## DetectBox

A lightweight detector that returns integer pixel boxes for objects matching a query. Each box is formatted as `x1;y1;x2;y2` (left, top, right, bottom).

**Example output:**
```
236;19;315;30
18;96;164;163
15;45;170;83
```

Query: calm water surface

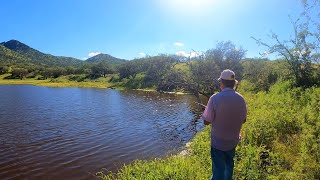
0;85;204;179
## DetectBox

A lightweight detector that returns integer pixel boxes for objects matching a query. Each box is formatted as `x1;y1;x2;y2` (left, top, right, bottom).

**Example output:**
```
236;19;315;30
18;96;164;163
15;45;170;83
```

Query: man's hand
203;120;211;125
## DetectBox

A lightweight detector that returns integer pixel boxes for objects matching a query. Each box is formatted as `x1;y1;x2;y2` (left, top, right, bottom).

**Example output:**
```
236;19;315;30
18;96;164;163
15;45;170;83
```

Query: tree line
1;40;319;97
0;61;114;80
1;0;319;96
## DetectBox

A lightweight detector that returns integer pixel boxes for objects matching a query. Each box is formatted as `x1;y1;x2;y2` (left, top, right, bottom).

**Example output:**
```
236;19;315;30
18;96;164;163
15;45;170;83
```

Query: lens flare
159;0;218;16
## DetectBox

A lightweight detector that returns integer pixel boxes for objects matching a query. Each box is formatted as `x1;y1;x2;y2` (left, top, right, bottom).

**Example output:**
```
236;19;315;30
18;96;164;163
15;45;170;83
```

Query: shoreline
132;88;192;95
0;74;115;89
0;80;112;89
0;76;192;94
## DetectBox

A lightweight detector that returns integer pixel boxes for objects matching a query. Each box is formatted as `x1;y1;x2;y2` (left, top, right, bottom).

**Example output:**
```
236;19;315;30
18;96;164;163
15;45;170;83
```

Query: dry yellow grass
0;74;114;88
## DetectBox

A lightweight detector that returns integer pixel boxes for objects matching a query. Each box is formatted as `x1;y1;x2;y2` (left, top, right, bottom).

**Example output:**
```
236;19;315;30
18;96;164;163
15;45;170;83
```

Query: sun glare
159;0;218;16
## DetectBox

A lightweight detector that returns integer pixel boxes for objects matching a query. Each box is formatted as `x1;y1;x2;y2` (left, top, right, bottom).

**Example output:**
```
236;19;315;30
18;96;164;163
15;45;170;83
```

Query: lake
0;85;204;179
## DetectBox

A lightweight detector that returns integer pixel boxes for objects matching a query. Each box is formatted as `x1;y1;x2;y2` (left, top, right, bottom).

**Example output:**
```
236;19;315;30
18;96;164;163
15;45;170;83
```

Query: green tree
187;41;246;98
90;62;113;78
66;66;76;75
39;67;66;79
252;0;320;87
118;61;140;80
241;59;284;91
157;69;186;91
0;66;9;74
51;67;66;78
11;68;28;79
143;55;176;87
205;41;246;77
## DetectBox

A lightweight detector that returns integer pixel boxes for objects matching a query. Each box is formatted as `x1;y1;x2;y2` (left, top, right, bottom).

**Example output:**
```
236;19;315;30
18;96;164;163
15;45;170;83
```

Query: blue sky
0;0;304;60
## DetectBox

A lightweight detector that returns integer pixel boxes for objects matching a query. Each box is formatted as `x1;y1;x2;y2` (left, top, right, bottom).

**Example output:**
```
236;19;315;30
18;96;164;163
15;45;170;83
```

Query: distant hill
0;40;127;67
1;40;84;67
85;53;126;66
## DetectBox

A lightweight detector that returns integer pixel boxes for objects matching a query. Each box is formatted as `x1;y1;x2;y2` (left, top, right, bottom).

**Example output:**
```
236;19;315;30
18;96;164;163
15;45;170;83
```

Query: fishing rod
192;77;241;110
193;102;207;110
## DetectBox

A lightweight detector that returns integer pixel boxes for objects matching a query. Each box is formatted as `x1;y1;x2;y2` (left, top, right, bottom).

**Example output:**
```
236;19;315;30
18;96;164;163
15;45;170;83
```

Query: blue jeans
210;146;235;180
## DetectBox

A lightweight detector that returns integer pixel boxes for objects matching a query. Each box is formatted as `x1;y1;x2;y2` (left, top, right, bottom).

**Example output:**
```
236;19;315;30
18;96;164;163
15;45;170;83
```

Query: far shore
132;88;192;95
0;74;191;95
0;78;111;88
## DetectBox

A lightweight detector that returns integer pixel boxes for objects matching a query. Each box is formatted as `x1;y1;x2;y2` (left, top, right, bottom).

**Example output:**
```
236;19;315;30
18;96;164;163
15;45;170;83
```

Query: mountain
85;53;126;66
0;44;33;65
0;40;127;67
1;40;83;67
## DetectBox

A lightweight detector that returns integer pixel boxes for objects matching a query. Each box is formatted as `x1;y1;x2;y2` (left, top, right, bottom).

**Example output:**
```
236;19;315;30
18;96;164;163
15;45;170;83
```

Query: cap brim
218;78;237;81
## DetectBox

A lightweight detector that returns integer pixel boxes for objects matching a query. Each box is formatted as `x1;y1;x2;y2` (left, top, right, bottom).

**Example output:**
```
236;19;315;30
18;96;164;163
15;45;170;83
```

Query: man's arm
201;96;215;125
243;103;248;123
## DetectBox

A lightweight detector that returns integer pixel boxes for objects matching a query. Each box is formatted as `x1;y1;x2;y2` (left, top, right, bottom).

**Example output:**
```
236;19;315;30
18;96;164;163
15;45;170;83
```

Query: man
202;69;247;180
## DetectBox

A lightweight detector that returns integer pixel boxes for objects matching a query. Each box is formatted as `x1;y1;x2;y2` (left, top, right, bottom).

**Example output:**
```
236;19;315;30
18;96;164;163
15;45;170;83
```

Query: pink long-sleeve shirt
202;88;247;151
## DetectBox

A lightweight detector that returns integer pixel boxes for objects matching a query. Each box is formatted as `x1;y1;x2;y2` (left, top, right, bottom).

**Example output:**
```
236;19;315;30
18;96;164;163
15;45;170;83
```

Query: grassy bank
97;82;320;179
0;74;178;92
0;74;115;88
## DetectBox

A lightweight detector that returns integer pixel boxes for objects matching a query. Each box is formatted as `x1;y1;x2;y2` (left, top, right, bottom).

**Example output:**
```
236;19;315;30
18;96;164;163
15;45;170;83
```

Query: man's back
204;88;247;151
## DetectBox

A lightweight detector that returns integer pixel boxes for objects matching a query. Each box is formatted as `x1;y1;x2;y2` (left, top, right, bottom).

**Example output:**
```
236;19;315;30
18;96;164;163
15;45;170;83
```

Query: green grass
97;82;320;180
174;63;189;73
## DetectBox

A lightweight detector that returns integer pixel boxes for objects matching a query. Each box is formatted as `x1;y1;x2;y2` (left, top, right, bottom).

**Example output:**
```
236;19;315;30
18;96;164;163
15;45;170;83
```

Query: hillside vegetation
0;40;126;80
86;53;126;65
0;44;32;64
1;40;83;66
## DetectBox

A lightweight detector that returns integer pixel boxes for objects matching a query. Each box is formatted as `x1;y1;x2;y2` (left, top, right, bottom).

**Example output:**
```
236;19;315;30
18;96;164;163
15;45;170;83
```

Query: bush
68;74;87;82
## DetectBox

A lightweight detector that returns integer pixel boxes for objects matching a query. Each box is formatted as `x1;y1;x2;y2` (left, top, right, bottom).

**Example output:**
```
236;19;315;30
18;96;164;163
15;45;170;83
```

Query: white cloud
175;51;189;57
88;52;101;57
175;51;202;58
139;52;146;57
174;42;184;47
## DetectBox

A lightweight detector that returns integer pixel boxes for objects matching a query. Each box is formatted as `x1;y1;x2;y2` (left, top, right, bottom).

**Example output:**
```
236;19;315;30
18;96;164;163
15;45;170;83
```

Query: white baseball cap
218;69;236;81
